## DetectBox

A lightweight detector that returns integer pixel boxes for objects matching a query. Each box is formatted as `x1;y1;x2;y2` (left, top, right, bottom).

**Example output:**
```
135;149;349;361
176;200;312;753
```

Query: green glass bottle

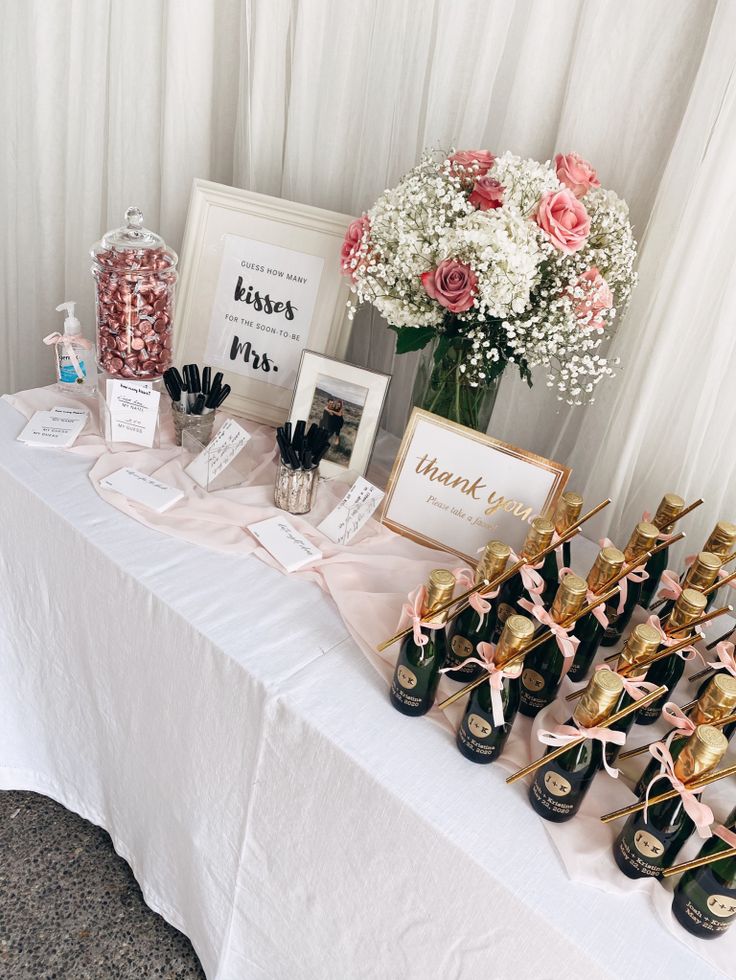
637;588;707;726
444;540;510;682
613;725;728;878
528;668;624;822
491;517;555;643
634;673;736;797
656;551;720;621
540;491;583;607
456;615;535;764
638;493;684;608
600;623;662;770
518;573;588;718
567;546;625;683
600;521;660;647
390;568;456;717
673;804;736;939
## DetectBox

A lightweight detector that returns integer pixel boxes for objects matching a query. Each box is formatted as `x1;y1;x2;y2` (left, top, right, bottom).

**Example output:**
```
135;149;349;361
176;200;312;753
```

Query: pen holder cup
274;463;319;515
172;403;216;447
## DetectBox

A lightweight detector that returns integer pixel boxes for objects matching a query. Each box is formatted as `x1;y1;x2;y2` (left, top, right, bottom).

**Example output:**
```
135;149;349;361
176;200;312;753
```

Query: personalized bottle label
458;711;501;759
616;826;667;877
448;634;474;666
676;867;736;935
396;665;418;690
530;764;579;817
520;668;550;711
497;603;516;625
390;665;424;710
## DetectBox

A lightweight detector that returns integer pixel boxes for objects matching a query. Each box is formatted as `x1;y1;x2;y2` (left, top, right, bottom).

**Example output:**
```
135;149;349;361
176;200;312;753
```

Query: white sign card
248;515;322;572
17;407;88;448
204;235;324;391
100;467;185;513
318;477;385;545
184;418;251;489
105;379;160;447
381;409;570;562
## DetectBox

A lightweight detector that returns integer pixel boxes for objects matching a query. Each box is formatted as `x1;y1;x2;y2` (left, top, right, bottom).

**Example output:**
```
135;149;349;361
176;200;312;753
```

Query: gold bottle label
543;771;572;797
633;830;666;859
396;665;418;690
522;668;545;692
497;602;516;624
450;634;474;660
467;713;493;740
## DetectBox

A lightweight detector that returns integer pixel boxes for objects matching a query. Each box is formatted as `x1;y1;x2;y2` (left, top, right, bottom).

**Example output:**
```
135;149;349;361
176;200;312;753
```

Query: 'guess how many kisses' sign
381;409;570;561
205;234;324;391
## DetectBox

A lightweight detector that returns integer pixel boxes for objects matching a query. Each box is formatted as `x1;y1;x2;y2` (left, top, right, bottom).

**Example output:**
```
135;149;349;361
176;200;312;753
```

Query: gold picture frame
381;408;571;562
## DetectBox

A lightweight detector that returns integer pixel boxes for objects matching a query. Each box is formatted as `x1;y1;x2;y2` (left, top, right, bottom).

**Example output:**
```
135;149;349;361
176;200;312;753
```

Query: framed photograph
289;350;391;478
174;179;354;425
382;408;570;561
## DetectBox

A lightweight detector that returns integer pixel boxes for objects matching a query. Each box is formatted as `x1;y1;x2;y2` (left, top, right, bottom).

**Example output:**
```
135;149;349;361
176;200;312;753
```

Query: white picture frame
174;179;354;425
382;408;570;561
288;350;391;479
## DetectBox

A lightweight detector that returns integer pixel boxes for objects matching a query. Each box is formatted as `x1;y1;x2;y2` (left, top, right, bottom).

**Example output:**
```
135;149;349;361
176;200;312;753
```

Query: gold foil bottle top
425;568;456;623
674;725;728;782
668;587;707;636
653;493;685;531
521;517;555;560
495;614;535;669
551;573;587;623
691;674;736;725
683;552;721;592
553;491;583;535
574;669;624;727
703;521;736;558
586;546;625;593
617;623;662;676
475;540;511;585
623;521;660;562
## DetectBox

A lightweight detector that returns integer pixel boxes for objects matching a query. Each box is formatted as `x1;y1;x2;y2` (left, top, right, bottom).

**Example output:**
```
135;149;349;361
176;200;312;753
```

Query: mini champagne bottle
636;587;707;726
444;540;511;681
567;546;625;682
673;804;736;939
639;493;684;608
600;623;662;770
528;668;624;822
390;568;456;717
455;614;535;764
540;491;583;607
600;521;660;647
634;673;736;797
613;725;728;879
491;517;555;643
692;521;736;611
518;573;588;718
657;551;720;621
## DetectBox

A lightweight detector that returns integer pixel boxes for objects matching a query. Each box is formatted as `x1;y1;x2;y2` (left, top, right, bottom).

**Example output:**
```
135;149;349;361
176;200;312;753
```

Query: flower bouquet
340;149;637;430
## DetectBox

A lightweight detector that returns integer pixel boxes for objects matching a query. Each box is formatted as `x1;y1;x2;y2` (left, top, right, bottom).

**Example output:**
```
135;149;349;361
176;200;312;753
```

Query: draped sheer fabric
0;0;731;543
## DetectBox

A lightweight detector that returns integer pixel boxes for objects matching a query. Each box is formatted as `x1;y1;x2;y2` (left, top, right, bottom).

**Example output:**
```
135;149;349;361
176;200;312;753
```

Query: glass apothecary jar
91;207;178;381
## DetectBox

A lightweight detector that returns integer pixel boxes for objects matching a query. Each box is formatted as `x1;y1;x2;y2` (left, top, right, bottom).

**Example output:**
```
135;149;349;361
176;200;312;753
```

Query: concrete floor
0;791;205;979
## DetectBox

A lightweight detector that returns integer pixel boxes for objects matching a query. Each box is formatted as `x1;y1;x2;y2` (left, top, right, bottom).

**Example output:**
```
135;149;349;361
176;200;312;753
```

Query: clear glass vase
411;335;503;432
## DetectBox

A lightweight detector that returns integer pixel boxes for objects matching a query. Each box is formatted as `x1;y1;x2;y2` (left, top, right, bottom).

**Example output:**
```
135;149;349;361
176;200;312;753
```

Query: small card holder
97;381;161;452
182;423;250;492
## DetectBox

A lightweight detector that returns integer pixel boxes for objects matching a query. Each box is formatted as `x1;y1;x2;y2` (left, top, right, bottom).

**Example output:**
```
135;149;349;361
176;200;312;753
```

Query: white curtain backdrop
1;0;732;544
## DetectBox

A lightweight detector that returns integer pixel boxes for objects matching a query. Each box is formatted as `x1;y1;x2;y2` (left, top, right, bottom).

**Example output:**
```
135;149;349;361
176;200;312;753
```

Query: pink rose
340;215;370;279
535;189;590;253
555;152;600;198
572;267;613;331
468;177;504;211
421;259;477;313
447;150;494;179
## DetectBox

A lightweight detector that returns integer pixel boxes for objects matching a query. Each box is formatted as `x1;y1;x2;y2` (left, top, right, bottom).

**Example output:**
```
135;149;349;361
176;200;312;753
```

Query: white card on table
106;379;160;447
184;418;251;489
17;406;89;448
248;515;322;572
317;477;385;545
100;467;185;513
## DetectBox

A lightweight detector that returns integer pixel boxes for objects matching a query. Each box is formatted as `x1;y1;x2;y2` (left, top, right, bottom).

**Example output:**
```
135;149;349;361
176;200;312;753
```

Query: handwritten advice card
205;235;324;391
381;409;570;562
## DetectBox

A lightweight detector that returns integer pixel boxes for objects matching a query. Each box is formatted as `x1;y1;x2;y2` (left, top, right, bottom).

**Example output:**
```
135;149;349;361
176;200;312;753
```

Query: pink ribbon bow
509;549;546;601
595;663;658;702
656;569;682;603
599;537;649;614
441;640;521;727
646;614;703;663
559;566;608;628
398;585;446;647
518;598;580;672
42;331;93;381
642;511;680;544
537;720;625;778
707;640;736;677
660;701;697;738
644;741;714;838
453;567;498;631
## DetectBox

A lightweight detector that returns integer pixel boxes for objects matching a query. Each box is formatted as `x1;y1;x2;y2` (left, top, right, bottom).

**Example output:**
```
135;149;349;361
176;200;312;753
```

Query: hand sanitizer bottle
45;301;97;395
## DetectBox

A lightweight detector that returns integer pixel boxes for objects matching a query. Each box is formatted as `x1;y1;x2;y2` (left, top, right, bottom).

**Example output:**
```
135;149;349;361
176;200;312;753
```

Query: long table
0;397;727;980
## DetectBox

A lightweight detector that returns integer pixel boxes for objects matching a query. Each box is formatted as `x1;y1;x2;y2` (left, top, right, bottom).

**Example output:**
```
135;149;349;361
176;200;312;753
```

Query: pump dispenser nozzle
55;301;82;336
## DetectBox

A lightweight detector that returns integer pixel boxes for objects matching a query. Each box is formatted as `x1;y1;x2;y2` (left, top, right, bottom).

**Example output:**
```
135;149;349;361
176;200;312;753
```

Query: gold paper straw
603;605;732;665
505;685;668;785
662;845;736;878
600;763;736;823
617;711;736;761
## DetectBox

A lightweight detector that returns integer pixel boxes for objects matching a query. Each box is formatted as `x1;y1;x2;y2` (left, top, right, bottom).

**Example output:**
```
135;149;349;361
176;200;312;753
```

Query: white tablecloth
0;397;729;980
